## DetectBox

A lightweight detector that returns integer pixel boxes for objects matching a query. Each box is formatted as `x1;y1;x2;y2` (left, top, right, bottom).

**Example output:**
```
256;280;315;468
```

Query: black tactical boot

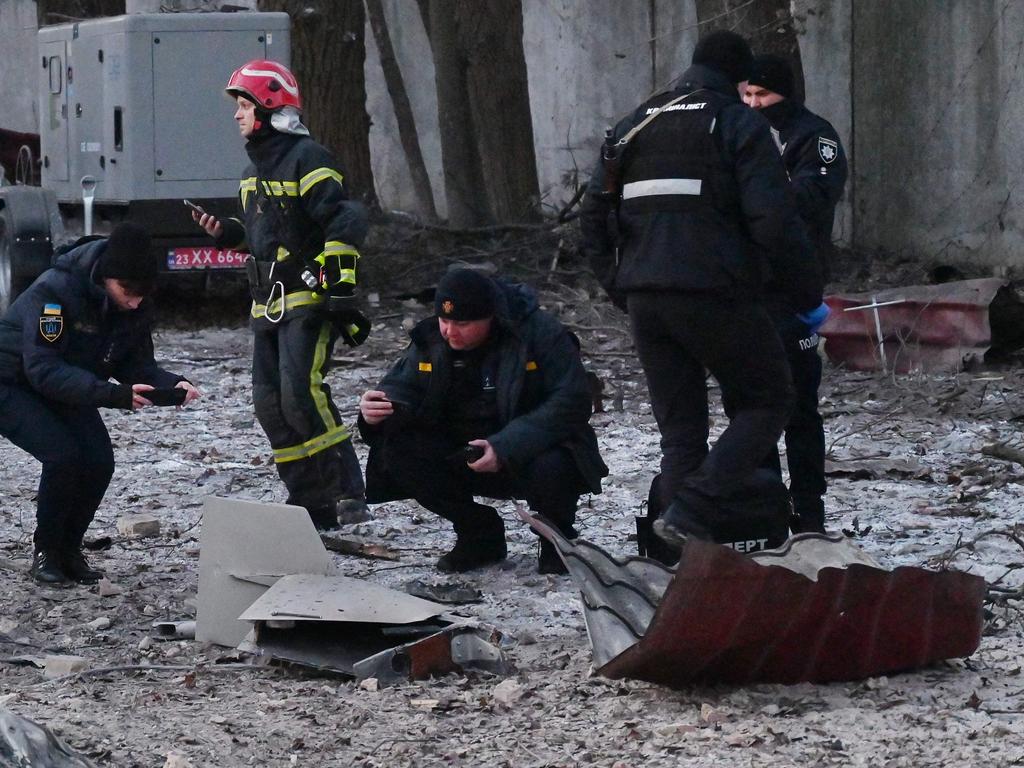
307;505;340;531
61;549;104;584
437;536;507;573
30;550;67;585
537;539;568;575
336;497;371;525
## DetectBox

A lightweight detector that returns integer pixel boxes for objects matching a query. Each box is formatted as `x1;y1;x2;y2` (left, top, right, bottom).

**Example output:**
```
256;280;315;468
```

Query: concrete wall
852;1;1024;269
0;1;40;134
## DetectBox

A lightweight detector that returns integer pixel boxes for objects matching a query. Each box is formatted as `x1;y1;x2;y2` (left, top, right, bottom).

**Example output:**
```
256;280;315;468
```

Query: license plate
166;247;249;270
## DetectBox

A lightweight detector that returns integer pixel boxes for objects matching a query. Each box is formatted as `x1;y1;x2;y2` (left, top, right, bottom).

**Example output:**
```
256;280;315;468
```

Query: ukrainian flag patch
43;304;62;316
418;362;432;372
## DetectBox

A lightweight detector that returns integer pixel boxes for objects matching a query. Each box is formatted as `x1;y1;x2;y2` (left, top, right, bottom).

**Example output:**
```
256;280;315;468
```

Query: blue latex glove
796;302;831;334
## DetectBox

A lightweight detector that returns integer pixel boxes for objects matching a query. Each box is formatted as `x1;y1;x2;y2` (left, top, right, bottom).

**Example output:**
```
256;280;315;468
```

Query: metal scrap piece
522;510;986;686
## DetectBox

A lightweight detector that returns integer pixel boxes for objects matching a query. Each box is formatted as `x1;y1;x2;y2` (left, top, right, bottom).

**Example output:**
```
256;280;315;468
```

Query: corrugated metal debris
820;278;1012;373
523;510;986;686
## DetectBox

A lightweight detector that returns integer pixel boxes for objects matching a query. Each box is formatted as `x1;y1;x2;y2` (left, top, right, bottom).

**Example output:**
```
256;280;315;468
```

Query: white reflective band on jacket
622;178;703;199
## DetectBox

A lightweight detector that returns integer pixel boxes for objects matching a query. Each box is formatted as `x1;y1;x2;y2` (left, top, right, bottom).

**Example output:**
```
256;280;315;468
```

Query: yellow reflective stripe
272;425;351;463
310;321;337;432
250;290;324;319
337;269;356;285
525;361;538;371
323;241;359;258
240;178;257;210
418;362;432;372
276;246;291;262
299;167;344;196
262;180;299;197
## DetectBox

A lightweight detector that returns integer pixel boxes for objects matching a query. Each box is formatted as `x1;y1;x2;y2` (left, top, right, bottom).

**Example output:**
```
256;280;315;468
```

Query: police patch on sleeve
818;137;839;164
39;307;64;343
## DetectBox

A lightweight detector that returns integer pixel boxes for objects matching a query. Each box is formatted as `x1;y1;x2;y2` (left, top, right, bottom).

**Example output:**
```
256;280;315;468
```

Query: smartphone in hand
183;199;206;215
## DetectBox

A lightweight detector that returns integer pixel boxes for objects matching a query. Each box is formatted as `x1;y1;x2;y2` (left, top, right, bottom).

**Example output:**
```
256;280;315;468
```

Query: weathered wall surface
852;2;1024;269
0;1;41;134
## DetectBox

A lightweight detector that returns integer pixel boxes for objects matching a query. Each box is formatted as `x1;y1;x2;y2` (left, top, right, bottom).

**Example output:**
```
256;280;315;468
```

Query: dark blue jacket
580;65;822;312
0;238;182;408
360;280;608;500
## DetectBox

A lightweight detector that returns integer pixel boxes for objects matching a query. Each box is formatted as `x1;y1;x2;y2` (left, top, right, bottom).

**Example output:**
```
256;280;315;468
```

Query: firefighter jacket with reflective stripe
218;132;368;324
359;279;608;501
0;239;183;407
580;65;823;311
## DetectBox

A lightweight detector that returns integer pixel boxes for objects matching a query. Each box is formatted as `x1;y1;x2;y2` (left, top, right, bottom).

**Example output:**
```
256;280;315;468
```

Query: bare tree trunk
365;0;438;220
426;1;492;226
259;0;378;209
422;0;540;226
37;0;124;25
460;0;540;223
694;0;805;101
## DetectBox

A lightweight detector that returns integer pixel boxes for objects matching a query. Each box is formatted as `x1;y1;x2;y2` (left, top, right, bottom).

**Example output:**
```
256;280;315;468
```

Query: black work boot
652;491;715;550
307;505;340;531
437;536;507;573
61;549;104;584
336;497;371;525
537;540;567;575
30;549;67;585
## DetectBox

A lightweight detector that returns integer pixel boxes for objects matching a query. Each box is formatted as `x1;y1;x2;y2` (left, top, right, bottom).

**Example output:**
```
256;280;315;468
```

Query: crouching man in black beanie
358;268;607;574
0;223;200;585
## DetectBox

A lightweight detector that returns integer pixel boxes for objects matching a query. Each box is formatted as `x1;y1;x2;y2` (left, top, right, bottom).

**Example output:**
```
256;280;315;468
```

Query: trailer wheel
0;187;59;314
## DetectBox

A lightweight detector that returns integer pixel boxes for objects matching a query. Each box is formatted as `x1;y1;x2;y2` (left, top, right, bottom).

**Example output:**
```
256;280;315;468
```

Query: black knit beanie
691;30;754;84
99;222;157;294
748;54;795;99
434;268;495;321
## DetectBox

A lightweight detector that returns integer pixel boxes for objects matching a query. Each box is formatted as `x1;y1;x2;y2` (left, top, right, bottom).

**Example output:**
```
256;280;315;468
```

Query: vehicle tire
0;187;58;314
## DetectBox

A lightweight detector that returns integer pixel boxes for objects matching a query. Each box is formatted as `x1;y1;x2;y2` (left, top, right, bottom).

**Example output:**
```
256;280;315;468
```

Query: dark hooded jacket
359;280;608;502
580;64;822;312
0;238;182;408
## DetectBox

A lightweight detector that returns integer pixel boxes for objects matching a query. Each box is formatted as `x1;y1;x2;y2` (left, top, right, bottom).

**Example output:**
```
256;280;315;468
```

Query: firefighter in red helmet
194;59;371;530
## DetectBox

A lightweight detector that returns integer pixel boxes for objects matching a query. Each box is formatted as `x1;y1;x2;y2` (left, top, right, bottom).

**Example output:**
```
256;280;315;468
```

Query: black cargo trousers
626;291;794;511
251;312;364;513
0;383;114;552
368;429;585;543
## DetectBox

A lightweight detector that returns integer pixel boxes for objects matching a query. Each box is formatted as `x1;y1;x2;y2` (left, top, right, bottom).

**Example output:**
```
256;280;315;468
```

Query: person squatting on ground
194;59;371;531
0;223;200;585
743;54;849;535
580;31;823;552
358;268;608;574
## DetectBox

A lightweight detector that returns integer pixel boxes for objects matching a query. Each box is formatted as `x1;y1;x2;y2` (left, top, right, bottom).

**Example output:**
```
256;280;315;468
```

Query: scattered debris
0;707;95;767
825;457;933;481
196;497;332;647
42;655;89;679
84;617;111;632
492;679;524;706
319;534;400;561
96;578;122;597
821;278;1016;373
116;514;161;538
404;579;483;604
153;621;196;640
525;511;987;686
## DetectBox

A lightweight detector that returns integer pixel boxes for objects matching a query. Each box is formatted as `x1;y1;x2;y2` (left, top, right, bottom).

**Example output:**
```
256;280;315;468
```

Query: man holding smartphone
0;223;200;585
358;268;607;574
192;60;370;530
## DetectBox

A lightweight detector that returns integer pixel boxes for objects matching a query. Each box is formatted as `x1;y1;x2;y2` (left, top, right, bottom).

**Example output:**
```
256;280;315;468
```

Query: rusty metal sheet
522;510;986;686
820;278;1006;373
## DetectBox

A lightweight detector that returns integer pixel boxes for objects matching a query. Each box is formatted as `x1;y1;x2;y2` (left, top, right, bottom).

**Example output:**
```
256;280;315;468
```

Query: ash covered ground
3;247;1024;767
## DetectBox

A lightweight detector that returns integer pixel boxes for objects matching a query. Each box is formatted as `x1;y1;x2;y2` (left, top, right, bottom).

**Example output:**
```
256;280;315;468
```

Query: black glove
326;293;371;347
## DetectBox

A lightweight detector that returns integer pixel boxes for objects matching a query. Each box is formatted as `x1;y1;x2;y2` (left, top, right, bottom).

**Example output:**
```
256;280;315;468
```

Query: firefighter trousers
251;312;364;511
0;383;114;552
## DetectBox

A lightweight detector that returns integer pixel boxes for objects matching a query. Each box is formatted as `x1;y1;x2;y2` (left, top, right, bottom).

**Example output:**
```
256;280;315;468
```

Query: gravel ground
2;290;1024;768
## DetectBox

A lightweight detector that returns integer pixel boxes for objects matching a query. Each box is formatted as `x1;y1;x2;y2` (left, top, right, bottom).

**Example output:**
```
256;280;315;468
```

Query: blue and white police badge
39;303;63;343
818;137;839;164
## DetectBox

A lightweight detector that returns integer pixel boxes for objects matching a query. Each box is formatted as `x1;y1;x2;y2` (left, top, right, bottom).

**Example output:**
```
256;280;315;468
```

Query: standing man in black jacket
358;269;607;574
194;60;370;531
744;54;848;534
580;31;822;551
0;223;200;584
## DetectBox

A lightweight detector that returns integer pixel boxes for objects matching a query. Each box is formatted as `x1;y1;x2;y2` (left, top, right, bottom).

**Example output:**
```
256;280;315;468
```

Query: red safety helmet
225;59;302;111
